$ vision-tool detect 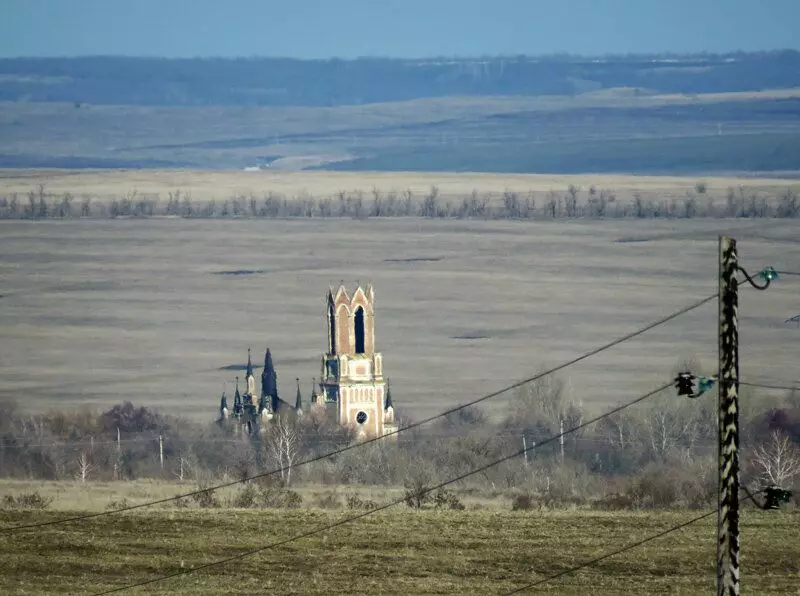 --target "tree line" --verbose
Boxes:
[2,369,798,510]
[1,184,799,221]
